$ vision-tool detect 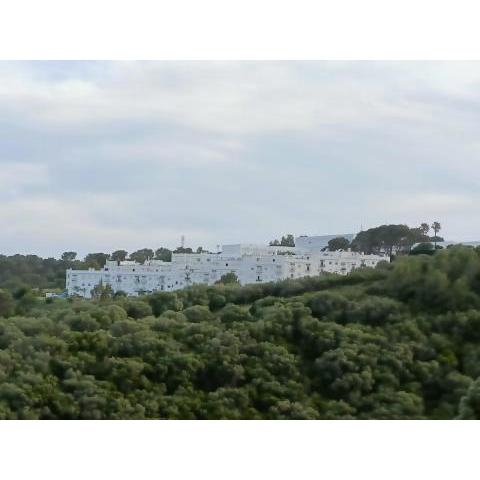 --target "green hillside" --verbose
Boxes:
[1,246,480,419]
